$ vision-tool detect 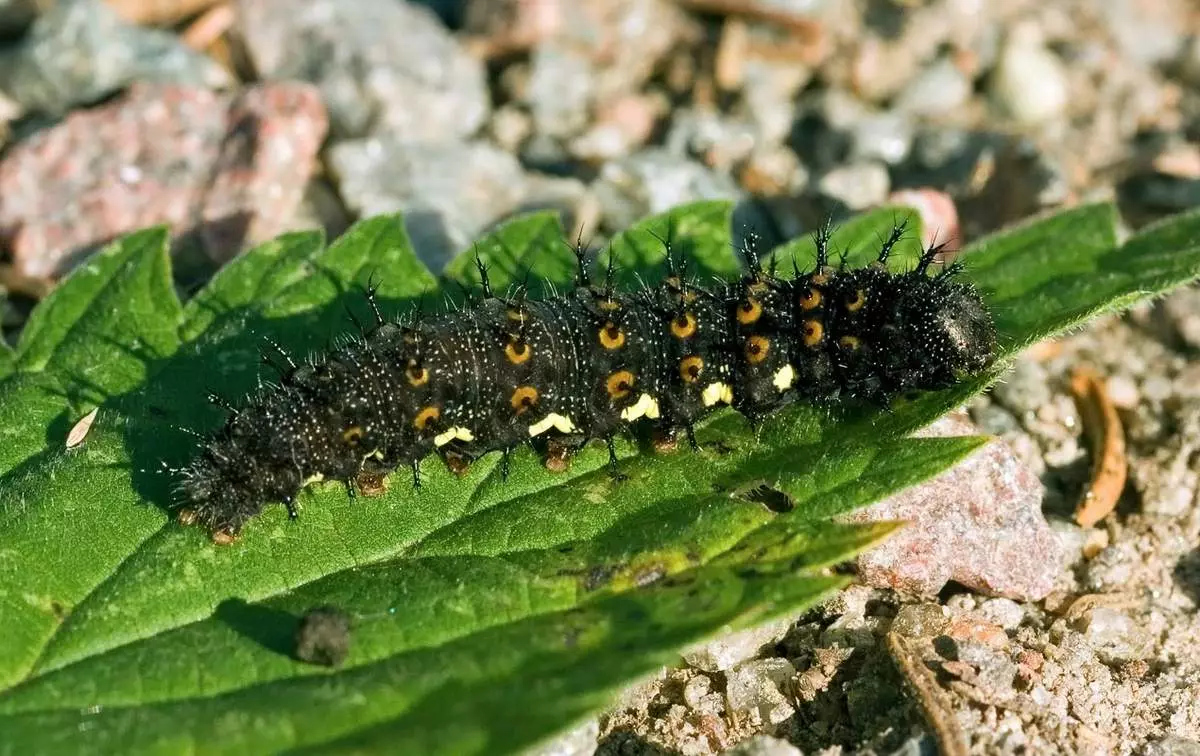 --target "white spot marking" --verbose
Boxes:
[434,426,475,447]
[773,364,795,391]
[620,393,661,422]
[528,413,576,437]
[701,382,733,407]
